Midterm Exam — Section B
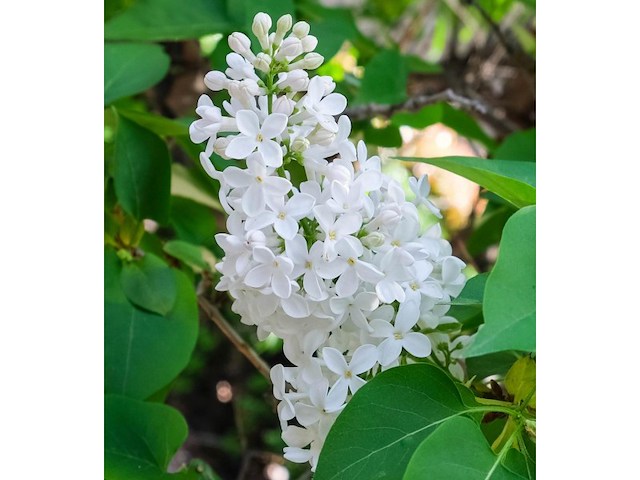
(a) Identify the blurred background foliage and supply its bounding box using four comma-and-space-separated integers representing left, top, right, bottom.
104, 0, 535, 478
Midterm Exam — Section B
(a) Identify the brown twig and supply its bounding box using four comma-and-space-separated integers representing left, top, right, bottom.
344, 88, 488, 121
197, 294, 272, 382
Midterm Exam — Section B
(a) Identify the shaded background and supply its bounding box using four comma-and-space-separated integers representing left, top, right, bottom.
104, 0, 535, 478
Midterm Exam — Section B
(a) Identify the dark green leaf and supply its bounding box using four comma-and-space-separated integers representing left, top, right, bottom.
118, 109, 189, 137
466, 351, 521, 381
355, 50, 408, 105
494, 129, 535, 162
307, 7, 359, 60
227, 0, 295, 32
467, 206, 535, 357
404, 54, 443, 74
402, 416, 529, 479
120, 253, 177, 315
105, 394, 189, 479
164, 240, 213, 272
105, 0, 231, 41
105, 257, 199, 399
114, 116, 171, 223
315, 364, 480, 480
467, 205, 515, 256
171, 163, 223, 212
397, 156, 535, 209
363, 124, 402, 147
170, 196, 219, 248
448, 273, 487, 328
105, 43, 170, 105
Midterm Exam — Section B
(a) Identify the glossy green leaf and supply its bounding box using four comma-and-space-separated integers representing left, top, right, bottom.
315, 364, 481, 480
105, 251, 199, 399
120, 253, 177, 315
363, 124, 402, 147
504, 356, 536, 408
391, 103, 497, 150
448, 273, 487, 328
171, 163, 223, 212
494, 129, 535, 162
466, 351, 521, 381
164, 240, 212, 272
105, 0, 231, 41
467, 205, 515, 256
403, 416, 529, 479
118, 109, 189, 137
467, 206, 536, 357
397, 156, 535, 208
104, 42, 170, 105
170, 196, 219, 248
105, 394, 189, 479
114, 116, 171, 223
355, 50, 408, 105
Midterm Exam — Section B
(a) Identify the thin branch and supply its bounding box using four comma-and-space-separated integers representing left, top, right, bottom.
344, 88, 488, 122
466, 0, 516, 56
197, 294, 272, 382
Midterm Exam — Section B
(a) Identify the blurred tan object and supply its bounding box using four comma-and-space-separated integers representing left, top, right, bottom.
399, 124, 481, 231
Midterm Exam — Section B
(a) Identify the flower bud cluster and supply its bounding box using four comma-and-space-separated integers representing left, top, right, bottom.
191, 12, 471, 470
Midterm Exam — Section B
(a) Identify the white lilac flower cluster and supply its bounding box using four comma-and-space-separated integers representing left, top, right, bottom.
191, 12, 471, 470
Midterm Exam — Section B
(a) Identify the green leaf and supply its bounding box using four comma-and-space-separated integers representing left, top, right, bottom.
467, 206, 536, 357
105, 0, 231, 41
504, 356, 536, 408
448, 273, 487, 328
120, 253, 177, 315
164, 240, 213, 272
397, 156, 535, 209
114, 116, 171, 223
391, 103, 497, 150
105, 253, 199, 399
403, 416, 529, 479
307, 7, 360, 60
363, 123, 402, 147
494, 129, 535, 162
404, 54, 443, 74
105, 42, 170, 105
466, 351, 521, 381
227, 0, 295, 32
171, 163, 223, 212
105, 394, 189, 479
118, 109, 189, 137
355, 50, 408, 105
314, 364, 481, 480
170, 196, 219, 248
467, 205, 515, 256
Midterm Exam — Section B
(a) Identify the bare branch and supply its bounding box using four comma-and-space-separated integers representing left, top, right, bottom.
344, 88, 488, 122
197, 294, 272, 382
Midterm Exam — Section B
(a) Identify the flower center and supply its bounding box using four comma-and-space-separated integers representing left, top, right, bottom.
305, 261, 313, 269
273, 260, 279, 268
391, 239, 401, 247
410, 282, 419, 291
256, 133, 264, 142
278, 211, 286, 220
347, 257, 356, 266
328, 230, 337, 240
394, 332, 404, 340
256, 175, 264, 183
344, 370, 352, 379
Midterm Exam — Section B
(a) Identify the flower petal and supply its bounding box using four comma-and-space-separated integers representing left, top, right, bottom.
242, 183, 265, 217
319, 93, 347, 115
244, 264, 272, 288
235, 109, 260, 137
402, 332, 432, 358
222, 166, 251, 188
225, 135, 257, 159
349, 344, 377, 374
322, 347, 348, 375
286, 193, 316, 219
275, 216, 300, 240
261, 113, 288, 138
272, 271, 292, 299
378, 338, 403, 366
258, 139, 284, 167
395, 300, 420, 333
335, 267, 359, 297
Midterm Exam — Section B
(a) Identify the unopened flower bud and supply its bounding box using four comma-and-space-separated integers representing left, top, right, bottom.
253, 52, 272, 72
274, 14, 293, 46
213, 137, 231, 159
291, 136, 310, 153
275, 37, 303, 61
204, 70, 228, 91
273, 96, 295, 116
361, 232, 385, 248
292, 21, 310, 38
309, 127, 334, 146
276, 70, 309, 91
290, 52, 324, 71
301, 35, 318, 53
252, 12, 272, 50
228, 32, 253, 57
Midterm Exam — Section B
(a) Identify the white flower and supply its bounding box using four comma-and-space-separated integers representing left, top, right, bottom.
322, 344, 378, 403
244, 246, 295, 298
371, 301, 432, 366
409, 174, 442, 218
246, 192, 315, 240
318, 240, 383, 298
222, 153, 291, 216
313, 205, 362, 260
285, 235, 328, 300
329, 291, 379, 331
303, 77, 347, 133
225, 110, 288, 167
